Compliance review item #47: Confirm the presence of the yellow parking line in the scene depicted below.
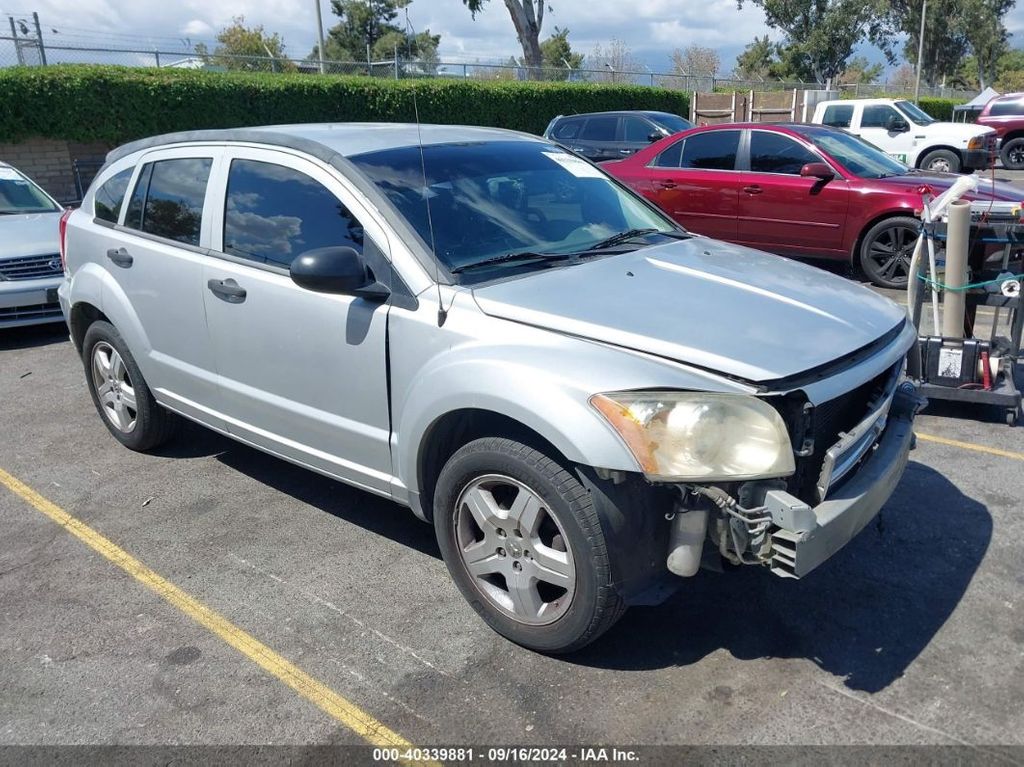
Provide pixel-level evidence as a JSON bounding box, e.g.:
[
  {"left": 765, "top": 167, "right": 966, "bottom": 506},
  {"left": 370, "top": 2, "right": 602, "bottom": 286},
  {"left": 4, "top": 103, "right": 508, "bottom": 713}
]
[
  {"left": 917, "top": 432, "right": 1024, "bottom": 461},
  {"left": 0, "top": 466, "right": 430, "bottom": 761}
]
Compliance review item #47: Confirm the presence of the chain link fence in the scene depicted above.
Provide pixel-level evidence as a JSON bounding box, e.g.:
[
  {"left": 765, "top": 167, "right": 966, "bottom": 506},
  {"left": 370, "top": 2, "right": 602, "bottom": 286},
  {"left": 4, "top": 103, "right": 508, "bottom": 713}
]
[{"left": 0, "top": 34, "right": 977, "bottom": 100}]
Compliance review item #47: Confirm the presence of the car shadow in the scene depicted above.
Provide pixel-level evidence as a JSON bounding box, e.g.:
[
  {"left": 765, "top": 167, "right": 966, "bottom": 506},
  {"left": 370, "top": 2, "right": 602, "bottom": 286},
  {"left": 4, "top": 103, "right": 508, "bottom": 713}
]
[
  {"left": 0, "top": 322, "right": 68, "bottom": 351},
  {"left": 210, "top": 433, "right": 441, "bottom": 560},
  {"left": 569, "top": 461, "right": 991, "bottom": 693}
]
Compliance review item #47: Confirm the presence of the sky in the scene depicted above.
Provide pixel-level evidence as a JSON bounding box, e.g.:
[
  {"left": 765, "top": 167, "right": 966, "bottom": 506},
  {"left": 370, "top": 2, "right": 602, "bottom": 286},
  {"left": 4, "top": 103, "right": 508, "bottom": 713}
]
[{"left": 5, "top": 0, "right": 1024, "bottom": 76}]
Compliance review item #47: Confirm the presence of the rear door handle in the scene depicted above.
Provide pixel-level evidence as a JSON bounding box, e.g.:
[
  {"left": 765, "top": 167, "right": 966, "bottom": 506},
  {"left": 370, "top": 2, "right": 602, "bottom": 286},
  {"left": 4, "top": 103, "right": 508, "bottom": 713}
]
[
  {"left": 656, "top": 180, "right": 678, "bottom": 189},
  {"left": 207, "top": 278, "right": 247, "bottom": 303},
  {"left": 619, "top": 149, "right": 634, "bottom": 155},
  {"left": 743, "top": 185, "right": 763, "bottom": 195},
  {"left": 106, "top": 248, "right": 133, "bottom": 268}
]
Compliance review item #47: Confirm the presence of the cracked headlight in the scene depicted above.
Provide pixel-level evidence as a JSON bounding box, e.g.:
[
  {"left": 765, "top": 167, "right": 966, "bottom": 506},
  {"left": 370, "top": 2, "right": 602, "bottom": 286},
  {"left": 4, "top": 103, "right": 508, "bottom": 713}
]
[{"left": 590, "top": 391, "right": 795, "bottom": 482}]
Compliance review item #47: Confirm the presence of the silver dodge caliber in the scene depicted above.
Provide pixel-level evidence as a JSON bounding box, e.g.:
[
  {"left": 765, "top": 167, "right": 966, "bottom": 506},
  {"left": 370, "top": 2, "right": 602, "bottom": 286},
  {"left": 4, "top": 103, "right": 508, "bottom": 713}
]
[{"left": 60, "top": 124, "right": 921, "bottom": 652}]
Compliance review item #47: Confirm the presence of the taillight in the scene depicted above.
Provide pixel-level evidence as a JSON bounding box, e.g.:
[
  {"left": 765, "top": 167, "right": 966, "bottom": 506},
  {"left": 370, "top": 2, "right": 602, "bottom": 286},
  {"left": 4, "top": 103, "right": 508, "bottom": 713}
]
[{"left": 58, "top": 207, "right": 73, "bottom": 273}]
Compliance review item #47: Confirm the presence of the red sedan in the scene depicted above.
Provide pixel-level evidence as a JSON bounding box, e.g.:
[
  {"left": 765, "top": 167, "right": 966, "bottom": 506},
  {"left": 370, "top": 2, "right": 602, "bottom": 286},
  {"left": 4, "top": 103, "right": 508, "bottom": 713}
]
[{"left": 604, "top": 122, "right": 1021, "bottom": 288}]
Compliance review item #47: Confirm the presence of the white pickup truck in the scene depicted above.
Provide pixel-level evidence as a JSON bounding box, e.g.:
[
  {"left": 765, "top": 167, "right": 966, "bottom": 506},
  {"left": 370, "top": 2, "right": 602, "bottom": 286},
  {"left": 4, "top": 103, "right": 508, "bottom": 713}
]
[{"left": 810, "top": 98, "right": 996, "bottom": 173}]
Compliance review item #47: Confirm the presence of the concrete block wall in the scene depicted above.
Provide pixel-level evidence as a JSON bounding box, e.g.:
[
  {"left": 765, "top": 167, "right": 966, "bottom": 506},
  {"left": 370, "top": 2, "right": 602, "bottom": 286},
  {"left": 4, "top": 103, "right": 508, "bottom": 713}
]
[{"left": 0, "top": 138, "right": 112, "bottom": 203}]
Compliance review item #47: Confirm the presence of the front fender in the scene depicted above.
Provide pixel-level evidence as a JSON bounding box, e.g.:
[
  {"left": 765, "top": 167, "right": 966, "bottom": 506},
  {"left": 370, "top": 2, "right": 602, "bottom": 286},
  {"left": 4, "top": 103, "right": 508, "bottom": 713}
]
[{"left": 389, "top": 301, "right": 753, "bottom": 511}]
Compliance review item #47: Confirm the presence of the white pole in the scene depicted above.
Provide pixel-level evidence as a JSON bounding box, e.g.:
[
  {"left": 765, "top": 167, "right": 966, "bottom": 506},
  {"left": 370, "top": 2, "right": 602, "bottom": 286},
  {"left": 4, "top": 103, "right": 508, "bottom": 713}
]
[
  {"left": 914, "top": 0, "right": 927, "bottom": 104},
  {"left": 314, "top": 0, "right": 327, "bottom": 74}
]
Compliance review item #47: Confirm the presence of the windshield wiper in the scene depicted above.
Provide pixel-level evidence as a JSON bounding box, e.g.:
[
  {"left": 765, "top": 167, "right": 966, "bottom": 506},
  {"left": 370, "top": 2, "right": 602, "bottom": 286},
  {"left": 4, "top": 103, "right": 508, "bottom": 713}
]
[
  {"left": 584, "top": 228, "right": 690, "bottom": 252},
  {"left": 450, "top": 251, "right": 574, "bottom": 273}
]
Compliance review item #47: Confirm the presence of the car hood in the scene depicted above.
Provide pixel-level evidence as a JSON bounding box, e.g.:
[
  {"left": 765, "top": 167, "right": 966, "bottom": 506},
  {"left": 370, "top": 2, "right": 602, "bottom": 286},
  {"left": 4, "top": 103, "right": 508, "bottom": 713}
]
[
  {"left": 871, "top": 171, "right": 1023, "bottom": 201},
  {"left": 918, "top": 121, "right": 995, "bottom": 140},
  {"left": 472, "top": 238, "right": 906, "bottom": 383},
  {"left": 0, "top": 211, "right": 63, "bottom": 258}
]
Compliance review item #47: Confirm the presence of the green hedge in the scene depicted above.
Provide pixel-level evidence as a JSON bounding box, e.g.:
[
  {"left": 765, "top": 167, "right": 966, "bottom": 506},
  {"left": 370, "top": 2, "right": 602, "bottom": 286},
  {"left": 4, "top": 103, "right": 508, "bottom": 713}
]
[
  {"left": 916, "top": 97, "right": 963, "bottom": 121},
  {"left": 0, "top": 65, "right": 691, "bottom": 145}
]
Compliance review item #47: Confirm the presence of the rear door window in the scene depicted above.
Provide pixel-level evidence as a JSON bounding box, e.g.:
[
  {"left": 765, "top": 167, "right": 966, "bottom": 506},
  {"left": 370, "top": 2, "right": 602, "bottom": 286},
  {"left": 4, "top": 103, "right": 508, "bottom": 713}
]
[
  {"left": 580, "top": 116, "right": 618, "bottom": 141},
  {"left": 222, "top": 159, "right": 365, "bottom": 268},
  {"left": 821, "top": 104, "right": 853, "bottom": 128},
  {"left": 990, "top": 99, "right": 1024, "bottom": 117},
  {"left": 124, "top": 158, "right": 213, "bottom": 246},
  {"left": 93, "top": 168, "right": 134, "bottom": 224},
  {"left": 680, "top": 131, "right": 740, "bottom": 170}
]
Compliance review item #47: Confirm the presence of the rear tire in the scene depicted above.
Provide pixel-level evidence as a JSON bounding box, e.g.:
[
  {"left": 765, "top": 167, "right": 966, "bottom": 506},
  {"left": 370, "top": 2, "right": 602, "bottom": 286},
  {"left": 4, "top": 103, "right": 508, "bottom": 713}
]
[
  {"left": 919, "top": 149, "right": 960, "bottom": 174},
  {"left": 82, "top": 321, "right": 179, "bottom": 451},
  {"left": 1001, "top": 137, "right": 1024, "bottom": 170},
  {"left": 858, "top": 216, "right": 922, "bottom": 289},
  {"left": 433, "top": 437, "right": 626, "bottom": 653}
]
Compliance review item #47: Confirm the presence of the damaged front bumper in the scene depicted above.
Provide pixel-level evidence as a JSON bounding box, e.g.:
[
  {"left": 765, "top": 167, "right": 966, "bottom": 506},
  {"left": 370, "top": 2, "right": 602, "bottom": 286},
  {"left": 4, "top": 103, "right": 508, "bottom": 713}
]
[
  {"left": 764, "top": 382, "right": 919, "bottom": 578},
  {"left": 671, "top": 381, "right": 922, "bottom": 580}
]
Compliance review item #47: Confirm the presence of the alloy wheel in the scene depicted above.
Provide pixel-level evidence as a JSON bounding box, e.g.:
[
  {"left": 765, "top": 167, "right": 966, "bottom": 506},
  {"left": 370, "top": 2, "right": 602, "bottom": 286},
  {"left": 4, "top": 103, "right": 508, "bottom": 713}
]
[
  {"left": 91, "top": 342, "right": 138, "bottom": 433},
  {"left": 865, "top": 224, "right": 918, "bottom": 287},
  {"left": 454, "top": 474, "right": 575, "bottom": 626}
]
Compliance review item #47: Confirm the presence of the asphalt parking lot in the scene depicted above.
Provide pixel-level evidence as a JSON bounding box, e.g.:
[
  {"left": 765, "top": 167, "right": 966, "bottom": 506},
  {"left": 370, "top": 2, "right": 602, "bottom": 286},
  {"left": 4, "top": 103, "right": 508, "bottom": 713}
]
[{"left": 1, "top": 287, "right": 1023, "bottom": 757}]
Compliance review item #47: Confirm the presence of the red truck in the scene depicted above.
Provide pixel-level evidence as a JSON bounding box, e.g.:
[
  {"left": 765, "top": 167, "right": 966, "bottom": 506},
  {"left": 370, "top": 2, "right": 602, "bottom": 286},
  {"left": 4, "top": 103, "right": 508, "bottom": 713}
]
[{"left": 976, "top": 92, "right": 1024, "bottom": 170}]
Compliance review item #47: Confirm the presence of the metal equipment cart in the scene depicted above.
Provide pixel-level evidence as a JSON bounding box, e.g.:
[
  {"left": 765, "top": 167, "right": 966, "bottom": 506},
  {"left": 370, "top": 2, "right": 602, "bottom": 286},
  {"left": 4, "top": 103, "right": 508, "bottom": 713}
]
[{"left": 911, "top": 220, "right": 1023, "bottom": 426}]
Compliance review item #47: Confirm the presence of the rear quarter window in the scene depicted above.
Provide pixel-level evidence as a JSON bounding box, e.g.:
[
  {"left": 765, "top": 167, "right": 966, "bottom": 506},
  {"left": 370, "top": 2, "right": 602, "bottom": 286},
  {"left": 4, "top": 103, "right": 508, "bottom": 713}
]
[
  {"left": 551, "top": 118, "right": 583, "bottom": 140},
  {"left": 93, "top": 168, "right": 134, "bottom": 224}
]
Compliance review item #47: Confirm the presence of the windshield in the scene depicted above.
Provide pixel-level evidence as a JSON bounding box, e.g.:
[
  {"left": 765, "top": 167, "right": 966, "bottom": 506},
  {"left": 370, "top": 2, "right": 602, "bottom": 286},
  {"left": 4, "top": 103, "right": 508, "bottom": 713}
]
[
  {"left": 895, "top": 100, "right": 937, "bottom": 125},
  {"left": 650, "top": 114, "right": 693, "bottom": 134},
  {"left": 0, "top": 166, "right": 60, "bottom": 215},
  {"left": 349, "top": 140, "right": 679, "bottom": 279},
  {"left": 797, "top": 129, "right": 910, "bottom": 179}
]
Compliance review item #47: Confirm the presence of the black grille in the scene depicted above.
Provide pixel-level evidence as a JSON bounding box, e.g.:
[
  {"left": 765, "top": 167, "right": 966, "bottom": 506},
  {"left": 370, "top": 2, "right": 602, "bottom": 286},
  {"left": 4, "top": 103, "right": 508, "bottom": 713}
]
[
  {"left": 0, "top": 302, "right": 62, "bottom": 322},
  {"left": 0, "top": 254, "right": 63, "bottom": 280},
  {"left": 788, "top": 365, "right": 896, "bottom": 504}
]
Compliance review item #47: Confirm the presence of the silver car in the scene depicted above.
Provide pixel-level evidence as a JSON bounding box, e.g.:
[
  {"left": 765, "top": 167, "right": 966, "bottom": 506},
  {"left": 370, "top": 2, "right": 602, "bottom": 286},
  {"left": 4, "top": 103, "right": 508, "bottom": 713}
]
[
  {"left": 60, "top": 124, "right": 920, "bottom": 652},
  {"left": 0, "top": 161, "right": 66, "bottom": 328}
]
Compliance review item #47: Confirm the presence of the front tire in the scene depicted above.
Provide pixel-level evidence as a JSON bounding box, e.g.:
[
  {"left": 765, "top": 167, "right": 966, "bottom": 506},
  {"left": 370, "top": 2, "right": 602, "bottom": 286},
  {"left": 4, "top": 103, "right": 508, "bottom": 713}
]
[
  {"left": 919, "top": 148, "right": 960, "bottom": 174},
  {"left": 1001, "top": 137, "right": 1024, "bottom": 170},
  {"left": 433, "top": 438, "right": 625, "bottom": 653},
  {"left": 82, "top": 320, "right": 178, "bottom": 451},
  {"left": 859, "top": 216, "right": 922, "bottom": 289}
]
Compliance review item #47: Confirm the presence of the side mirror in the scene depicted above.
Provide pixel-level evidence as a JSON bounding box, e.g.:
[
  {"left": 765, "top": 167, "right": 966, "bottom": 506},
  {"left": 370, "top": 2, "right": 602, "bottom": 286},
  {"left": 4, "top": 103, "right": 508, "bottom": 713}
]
[
  {"left": 799, "top": 162, "right": 835, "bottom": 180},
  {"left": 647, "top": 131, "right": 663, "bottom": 143},
  {"left": 289, "top": 246, "right": 389, "bottom": 300},
  {"left": 888, "top": 117, "right": 909, "bottom": 133}
]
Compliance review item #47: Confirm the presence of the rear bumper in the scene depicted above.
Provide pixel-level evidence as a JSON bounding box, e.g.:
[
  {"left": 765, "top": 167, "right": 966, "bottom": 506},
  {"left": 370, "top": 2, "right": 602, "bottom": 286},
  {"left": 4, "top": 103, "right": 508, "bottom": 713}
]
[
  {"left": 0, "top": 276, "right": 64, "bottom": 328},
  {"left": 764, "top": 383, "right": 919, "bottom": 578}
]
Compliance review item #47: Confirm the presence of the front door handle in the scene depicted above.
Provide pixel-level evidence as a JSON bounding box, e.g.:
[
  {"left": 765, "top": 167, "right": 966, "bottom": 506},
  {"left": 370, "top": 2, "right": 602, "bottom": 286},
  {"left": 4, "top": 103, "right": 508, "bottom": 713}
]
[
  {"left": 106, "top": 248, "right": 133, "bottom": 268},
  {"left": 656, "top": 180, "right": 678, "bottom": 189},
  {"left": 743, "top": 185, "right": 763, "bottom": 195},
  {"left": 619, "top": 149, "right": 634, "bottom": 155},
  {"left": 207, "top": 278, "right": 247, "bottom": 303}
]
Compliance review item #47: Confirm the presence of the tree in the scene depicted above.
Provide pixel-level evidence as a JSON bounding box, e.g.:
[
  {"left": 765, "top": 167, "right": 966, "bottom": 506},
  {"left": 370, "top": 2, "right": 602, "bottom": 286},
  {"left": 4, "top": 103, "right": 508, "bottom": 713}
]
[
  {"left": 671, "top": 45, "right": 720, "bottom": 76},
  {"left": 734, "top": 35, "right": 777, "bottom": 79},
  {"left": 839, "top": 56, "right": 884, "bottom": 85},
  {"left": 889, "top": 62, "right": 918, "bottom": 91},
  {"left": 463, "top": 1, "right": 546, "bottom": 72},
  {"left": 888, "top": 0, "right": 1012, "bottom": 88},
  {"left": 314, "top": 0, "right": 440, "bottom": 66},
  {"left": 589, "top": 39, "right": 638, "bottom": 83},
  {"left": 962, "top": 0, "right": 1013, "bottom": 88},
  {"left": 540, "top": 26, "right": 584, "bottom": 79},
  {"left": 195, "top": 16, "right": 295, "bottom": 72},
  {"left": 738, "top": 0, "right": 892, "bottom": 83}
]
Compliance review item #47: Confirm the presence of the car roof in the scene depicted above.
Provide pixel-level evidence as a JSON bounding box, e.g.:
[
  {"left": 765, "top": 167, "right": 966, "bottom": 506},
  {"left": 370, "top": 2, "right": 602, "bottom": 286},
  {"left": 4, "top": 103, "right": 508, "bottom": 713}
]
[
  {"left": 105, "top": 123, "right": 541, "bottom": 165},
  {"left": 685, "top": 122, "right": 836, "bottom": 134},
  {"left": 553, "top": 111, "right": 679, "bottom": 120}
]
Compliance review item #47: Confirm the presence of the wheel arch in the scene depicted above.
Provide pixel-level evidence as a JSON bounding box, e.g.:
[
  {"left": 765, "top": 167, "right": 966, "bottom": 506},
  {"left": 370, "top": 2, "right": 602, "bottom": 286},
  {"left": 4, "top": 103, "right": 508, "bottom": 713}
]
[
  {"left": 850, "top": 208, "right": 919, "bottom": 265},
  {"left": 68, "top": 302, "right": 111, "bottom": 353}
]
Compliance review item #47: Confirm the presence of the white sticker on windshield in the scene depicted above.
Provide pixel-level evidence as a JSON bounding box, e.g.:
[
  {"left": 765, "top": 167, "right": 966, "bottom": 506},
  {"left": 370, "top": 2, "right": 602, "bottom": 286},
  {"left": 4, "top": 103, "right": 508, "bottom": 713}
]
[
  {"left": 0, "top": 168, "right": 23, "bottom": 181},
  {"left": 543, "top": 152, "right": 605, "bottom": 179}
]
